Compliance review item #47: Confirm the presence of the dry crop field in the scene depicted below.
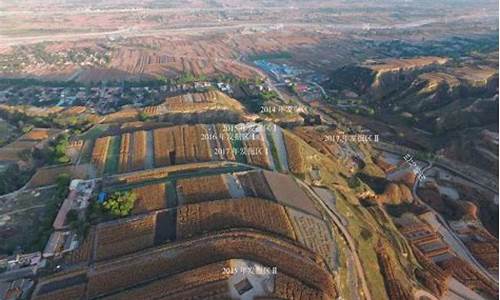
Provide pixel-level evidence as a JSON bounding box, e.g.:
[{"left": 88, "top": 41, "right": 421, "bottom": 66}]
[
  {"left": 132, "top": 183, "right": 167, "bottom": 214},
  {"left": 102, "top": 108, "right": 140, "bottom": 124},
  {"left": 152, "top": 125, "right": 212, "bottom": 167},
  {"left": 177, "top": 174, "right": 231, "bottom": 204},
  {"left": 94, "top": 214, "right": 157, "bottom": 261},
  {"left": 84, "top": 123, "right": 283, "bottom": 174},
  {"left": 91, "top": 136, "right": 111, "bottom": 173},
  {"left": 130, "top": 131, "right": 147, "bottom": 171},
  {"left": 283, "top": 132, "right": 305, "bottom": 176},
  {"left": 118, "top": 132, "right": 132, "bottom": 173},
  {"left": 27, "top": 164, "right": 90, "bottom": 188},
  {"left": 176, "top": 197, "right": 296, "bottom": 240},
  {"left": 104, "top": 33, "right": 321, "bottom": 80},
  {"left": 0, "top": 28, "right": 326, "bottom": 82},
  {"left": 0, "top": 128, "right": 61, "bottom": 162},
  {"left": 144, "top": 90, "right": 245, "bottom": 115},
  {"left": 125, "top": 125, "right": 210, "bottom": 171}
]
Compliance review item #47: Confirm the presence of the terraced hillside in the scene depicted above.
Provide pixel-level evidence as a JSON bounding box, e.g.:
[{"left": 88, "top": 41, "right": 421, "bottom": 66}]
[
  {"left": 26, "top": 118, "right": 450, "bottom": 300},
  {"left": 77, "top": 123, "right": 288, "bottom": 175},
  {"left": 31, "top": 167, "right": 340, "bottom": 300},
  {"left": 328, "top": 53, "right": 499, "bottom": 175}
]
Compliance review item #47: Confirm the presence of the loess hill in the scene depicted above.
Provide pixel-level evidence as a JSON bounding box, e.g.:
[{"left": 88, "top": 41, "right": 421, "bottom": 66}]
[{"left": 328, "top": 53, "right": 499, "bottom": 175}]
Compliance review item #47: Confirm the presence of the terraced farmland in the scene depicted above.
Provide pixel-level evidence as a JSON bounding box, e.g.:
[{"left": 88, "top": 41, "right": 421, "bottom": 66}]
[
  {"left": 81, "top": 123, "right": 292, "bottom": 175},
  {"left": 132, "top": 183, "right": 167, "bottom": 214},
  {"left": 144, "top": 90, "right": 246, "bottom": 115}
]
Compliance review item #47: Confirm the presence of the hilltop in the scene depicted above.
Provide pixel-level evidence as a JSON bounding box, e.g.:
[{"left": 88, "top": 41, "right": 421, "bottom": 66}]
[{"left": 328, "top": 52, "right": 499, "bottom": 174}]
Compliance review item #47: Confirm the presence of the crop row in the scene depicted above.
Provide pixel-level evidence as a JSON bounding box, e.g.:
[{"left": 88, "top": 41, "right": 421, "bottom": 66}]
[
  {"left": 177, "top": 174, "right": 231, "bottom": 204},
  {"left": 92, "top": 136, "right": 111, "bottom": 172},
  {"left": 176, "top": 198, "right": 296, "bottom": 240},
  {"left": 132, "top": 183, "right": 166, "bottom": 214},
  {"left": 94, "top": 214, "right": 156, "bottom": 261}
]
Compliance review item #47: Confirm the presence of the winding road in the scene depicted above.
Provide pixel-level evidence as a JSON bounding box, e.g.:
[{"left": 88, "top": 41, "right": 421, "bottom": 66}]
[
  {"left": 298, "top": 180, "right": 372, "bottom": 300},
  {"left": 412, "top": 161, "right": 499, "bottom": 286}
]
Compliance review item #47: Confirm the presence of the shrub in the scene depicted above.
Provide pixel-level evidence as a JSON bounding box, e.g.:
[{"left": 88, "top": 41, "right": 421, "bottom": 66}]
[{"left": 102, "top": 191, "right": 137, "bottom": 217}]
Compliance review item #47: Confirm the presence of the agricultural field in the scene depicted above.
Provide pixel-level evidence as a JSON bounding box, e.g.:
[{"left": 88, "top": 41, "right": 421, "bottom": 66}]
[
  {"left": 0, "top": 104, "right": 64, "bottom": 118},
  {"left": 131, "top": 131, "right": 147, "bottom": 171},
  {"left": 439, "top": 257, "right": 498, "bottom": 299},
  {"left": 132, "top": 183, "right": 167, "bottom": 214},
  {"left": 0, "top": 128, "right": 61, "bottom": 162},
  {"left": 85, "top": 261, "right": 233, "bottom": 300},
  {"left": 176, "top": 197, "right": 296, "bottom": 240},
  {"left": 20, "top": 128, "right": 62, "bottom": 141},
  {"left": 94, "top": 213, "right": 157, "bottom": 261},
  {"left": 104, "top": 136, "right": 120, "bottom": 174},
  {"left": 26, "top": 164, "right": 91, "bottom": 188},
  {"left": 0, "top": 30, "right": 325, "bottom": 81},
  {"left": 63, "top": 227, "right": 96, "bottom": 266},
  {"left": 2, "top": 2, "right": 498, "bottom": 299},
  {"left": 102, "top": 108, "right": 140, "bottom": 124},
  {"left": 177, "top": 174, "right": 231, "bottom": 205},
  {"left": 91, "top": 136, "right": 111, "bottom": 173},
  {"left": 144, "top": 90, "right": 246, "bottom": 115},
  {"left": 283, "top": 131, "right": 305, "bottom": 176},
  {"left": 78, "top": 123, "right": 290, "bottom": 175},
  {"left": 375, "top": 244, "right": 413, "bottom": 299},
  {"left": 287, "top": 208, "right": 337, "bottom": 270},
  {"left": 118, "top": 132, "right": 132, "bottom": 173},
  {"left": 236, "top": 171, "right": 275, "bottom": 200}
]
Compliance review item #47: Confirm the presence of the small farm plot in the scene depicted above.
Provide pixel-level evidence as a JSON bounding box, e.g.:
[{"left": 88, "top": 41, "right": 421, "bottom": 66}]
[
  {"left": 130, "top": 131, "right": 148, "bottom": 171},
  {"left": 132, "top": 183, "right": 167, "bottom": 214},
  {"left": 91, "top": 136, "right": 111, "bottom": 174},
  {"left": 176, "top": 174, "right": 231, "bottom": 205},
  {"left": 104, "top": 135, "right": 121, "bottom": 175}
]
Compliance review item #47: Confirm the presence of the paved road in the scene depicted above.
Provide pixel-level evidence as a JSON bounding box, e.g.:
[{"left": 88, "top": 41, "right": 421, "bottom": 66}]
[
  {"left": 374, "top": 143, "right": 498, "bottom": 194},
  {"left": 412, "top": 162, "right": 499, "bottom": 286}
]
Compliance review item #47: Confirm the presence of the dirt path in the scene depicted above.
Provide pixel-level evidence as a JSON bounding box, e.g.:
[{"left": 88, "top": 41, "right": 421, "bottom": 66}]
[
  {"left": 298, "top": 180, "right": 372, "bottom": 300},
  {"left": 0, "top": 204, "right": 46, "bottom": 217}
]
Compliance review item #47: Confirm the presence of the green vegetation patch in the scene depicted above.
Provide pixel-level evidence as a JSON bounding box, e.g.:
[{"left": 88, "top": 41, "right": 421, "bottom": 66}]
[
  {"left": 104, "top": 136, "right": 121, "bottom": 175},
  {"left": 79, "top": 125, "right": 109, "bottom": 140},
  {"left": 0, "top": 174, "right": 70, "bottom": 254},
  {"left": 78, "top": 139, "right": 95, "bottom": 165},
  {"left": 265, "top": 129, "right": 282, "bottom": 172},
  {"left": 101, "top": 191, "right": 137, "bottom": 217}
]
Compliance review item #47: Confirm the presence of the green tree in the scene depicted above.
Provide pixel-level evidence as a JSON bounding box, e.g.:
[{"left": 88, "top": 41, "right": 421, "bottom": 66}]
[
  {"left": 55, "top": 173, "right": 71, "bottom": 198},
  {"left": 18, "top": 148, "right": 32, "bottom": 161},
  {"left": 66, "top": 209, "right": 79, "bottom": 224},
  {"left": 138, "top": 111, "right": 149, "bottom": 122},
  {"left": 50, "top": 133, "right": 70, "bottom": 164},
  {"left": 22, "top": 124, "right": 34, "bottom": 134},
  {"left": 0, "top": 164, "right": 33, "bottom": 195},
  {"left": 103, "top": 191, "right": 137, "bottom": 217}
]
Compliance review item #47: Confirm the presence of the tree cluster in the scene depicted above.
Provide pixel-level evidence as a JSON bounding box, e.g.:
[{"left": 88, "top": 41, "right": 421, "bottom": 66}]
[{"left": 102, "top": 191, "right": 137, "bottom": 217}]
